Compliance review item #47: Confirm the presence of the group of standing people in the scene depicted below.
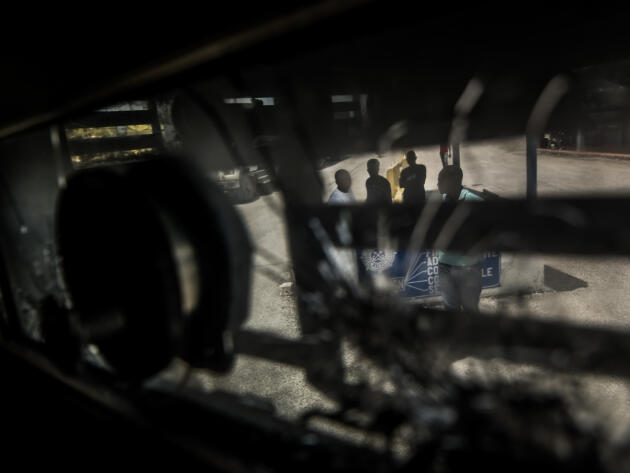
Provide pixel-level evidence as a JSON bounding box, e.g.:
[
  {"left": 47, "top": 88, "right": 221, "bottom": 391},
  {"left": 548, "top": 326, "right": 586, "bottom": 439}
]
[
  {"left": 327, "top": 148, "right": 484, "bottom": 312},
  {"left": 327, "top": 150, "right": 427, "bottom": 205}
]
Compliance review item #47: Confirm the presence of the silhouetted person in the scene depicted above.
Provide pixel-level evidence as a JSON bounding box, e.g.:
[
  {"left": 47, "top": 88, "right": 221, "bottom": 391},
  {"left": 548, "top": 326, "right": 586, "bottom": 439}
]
[
  {"left": 365, "top": 158, "right": 392, "bottom": 204},
  {"left": 437, "top": 165, "right": 484, "bottom": 312},
  {"left": 399, "top": 151, "right": 426, "bottom": 203},
  {"left": 328, "top": 169, "right": 354, "bottom": 204}
]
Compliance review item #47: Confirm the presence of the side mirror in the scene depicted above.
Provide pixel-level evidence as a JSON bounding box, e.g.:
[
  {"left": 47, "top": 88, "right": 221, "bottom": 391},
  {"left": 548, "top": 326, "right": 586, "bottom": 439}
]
[{"left": 53, "top": 157, "right": 252, "bottom": 383}]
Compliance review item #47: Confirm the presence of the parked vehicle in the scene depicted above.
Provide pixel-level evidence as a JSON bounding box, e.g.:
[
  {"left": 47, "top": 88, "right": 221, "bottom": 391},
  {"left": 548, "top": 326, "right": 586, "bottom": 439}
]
[{"left": 211, "top": 165, "right": 274, "bottom": 203}]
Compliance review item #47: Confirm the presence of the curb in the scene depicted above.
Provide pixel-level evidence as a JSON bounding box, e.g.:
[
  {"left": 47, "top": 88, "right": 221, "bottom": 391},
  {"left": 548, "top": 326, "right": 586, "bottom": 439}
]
[{"left": 538, "top": 148, "right": 630, "bottom": 159}]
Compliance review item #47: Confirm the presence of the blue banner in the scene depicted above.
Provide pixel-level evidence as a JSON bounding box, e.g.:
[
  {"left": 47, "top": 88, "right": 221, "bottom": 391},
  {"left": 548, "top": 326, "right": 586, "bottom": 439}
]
[{"left": 360, "top": 249, "right": 500, "bottom": 298}]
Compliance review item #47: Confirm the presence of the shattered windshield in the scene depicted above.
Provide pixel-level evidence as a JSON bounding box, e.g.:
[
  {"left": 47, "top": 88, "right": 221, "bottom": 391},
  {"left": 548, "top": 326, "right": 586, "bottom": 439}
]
[{"left": 3, "top": 11, "right": 630, "bottom": 472}]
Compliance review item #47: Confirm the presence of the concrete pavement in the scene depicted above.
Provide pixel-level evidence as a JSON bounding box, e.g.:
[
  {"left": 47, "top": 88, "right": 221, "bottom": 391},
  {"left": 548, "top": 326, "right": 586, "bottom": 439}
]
[{"left": 179, "top": 138, "right": 630, "bottom": 444}]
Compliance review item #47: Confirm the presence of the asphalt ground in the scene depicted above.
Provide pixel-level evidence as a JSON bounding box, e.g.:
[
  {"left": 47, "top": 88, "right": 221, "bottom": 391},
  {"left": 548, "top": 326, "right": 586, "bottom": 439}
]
[{"left": 168, "top": 137, "right": 630, "bottom": 447}]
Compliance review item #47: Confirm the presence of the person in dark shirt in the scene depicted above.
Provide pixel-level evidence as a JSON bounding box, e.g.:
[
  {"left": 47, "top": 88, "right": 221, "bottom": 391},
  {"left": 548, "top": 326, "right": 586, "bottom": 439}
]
[
  {"left": 365, "top": 158, "right": 392, "bottom": 203},
  {"left": 437, "top": 165, "right": 484, "bottom": 312},
  {"left": 399, "top": 150, "right": 426, "bottom": 203}
]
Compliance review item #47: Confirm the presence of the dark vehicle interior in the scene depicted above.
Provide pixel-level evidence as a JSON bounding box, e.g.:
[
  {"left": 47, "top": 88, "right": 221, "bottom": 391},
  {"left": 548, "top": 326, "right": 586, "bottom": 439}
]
[{"left": 4, "top": 3, "right": 630, "bottom": 471}]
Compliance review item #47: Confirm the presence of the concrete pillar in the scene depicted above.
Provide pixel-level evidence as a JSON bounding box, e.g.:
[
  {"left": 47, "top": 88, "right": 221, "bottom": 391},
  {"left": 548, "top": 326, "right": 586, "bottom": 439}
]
[
  {"left": 452, "top": 143, "right": 460, "bottom": 167},
  {"left": 526, "top": 136, "right": 537, "bottom": 199}
]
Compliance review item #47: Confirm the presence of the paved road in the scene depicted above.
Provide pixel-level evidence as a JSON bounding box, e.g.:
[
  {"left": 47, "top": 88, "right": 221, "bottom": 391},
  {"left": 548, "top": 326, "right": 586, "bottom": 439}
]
[{"left": 183, "top": 138, "right": 630, "bottom": 444}]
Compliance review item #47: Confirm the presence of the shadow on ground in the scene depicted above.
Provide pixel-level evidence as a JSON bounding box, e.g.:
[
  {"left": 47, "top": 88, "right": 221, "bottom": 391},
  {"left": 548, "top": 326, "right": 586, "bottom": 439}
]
[{"left": 544, "top": 265, "right": 588, "bottom": 292}]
